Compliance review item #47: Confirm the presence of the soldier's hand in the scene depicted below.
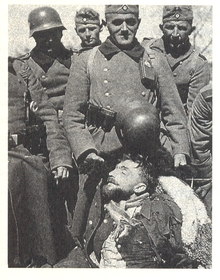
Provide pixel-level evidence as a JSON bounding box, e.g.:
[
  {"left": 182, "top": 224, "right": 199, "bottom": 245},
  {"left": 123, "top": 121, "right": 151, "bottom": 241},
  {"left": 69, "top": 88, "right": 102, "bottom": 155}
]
[
  {"left": 195, "top": 181, "right": 212, "bottom": 199},
  {"left": 52, "top": 166, "right": 70, "bottom": 185},
  {"left": 174, "top": 153, "right": 187, "bottom": 168},
  {"left": 80, "top": 152, "right": 104, "bottom": 175}
]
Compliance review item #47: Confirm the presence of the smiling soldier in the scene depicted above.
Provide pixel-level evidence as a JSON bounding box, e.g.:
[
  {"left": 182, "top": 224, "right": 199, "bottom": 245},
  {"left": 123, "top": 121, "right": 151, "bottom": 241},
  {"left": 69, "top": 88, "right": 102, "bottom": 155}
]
[{"left": 63, "top": 5, "right": 190, "bottom": 246}]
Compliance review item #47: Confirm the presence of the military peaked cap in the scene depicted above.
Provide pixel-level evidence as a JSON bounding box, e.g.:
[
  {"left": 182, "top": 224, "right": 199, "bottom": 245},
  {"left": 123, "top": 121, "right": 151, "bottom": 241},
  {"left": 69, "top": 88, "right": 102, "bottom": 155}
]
[
  {"left": 162, "top": 5, "right": 193, "bottom": 22},
  {"left": 75, "top": 7, "right": 100, "bottom": 25},
  {"left": 105, "top": 5, "right": 139, "bottom": 15}
]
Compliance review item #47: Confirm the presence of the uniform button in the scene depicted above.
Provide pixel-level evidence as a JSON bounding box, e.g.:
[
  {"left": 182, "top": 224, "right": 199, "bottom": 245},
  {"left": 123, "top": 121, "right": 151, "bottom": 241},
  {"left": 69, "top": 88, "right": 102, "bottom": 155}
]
[
  {"left": 117, "top": 244, "right": 121, "bottom": 249},
  {"left": 43, "top": 87, "right": 47, "bottom": 91},
  {"left": 106, "top": 105, "right": 111, "bottom": 109},
  {"left": 89, "top": 220, "right": 93, "bottom": 225},
  {"left": 94, "top": 202, "right": 98, "bottom": 207},
  {"left": 173, "top": 73, "right": 177, "bottom": 77},
  {"left": 105, "top": 92, "right": 110, "bottom": 97},
  {"left": 179, "top": 61, "right": 183, "bottom": 65},
  {"left": 41, "top": 75, "right": 46, "bottom": 79},
  {"left": 104, "top": 80, "right": 108, "bottom": 84},
  {"left": 103, "top": 219, "right": 108, "bottom": 224},
  {"left": 141, "top": 91, "right": 146, "bottom": 96},
  {"left": 104, "top": 68, "right": 108, "bottom": 72}
]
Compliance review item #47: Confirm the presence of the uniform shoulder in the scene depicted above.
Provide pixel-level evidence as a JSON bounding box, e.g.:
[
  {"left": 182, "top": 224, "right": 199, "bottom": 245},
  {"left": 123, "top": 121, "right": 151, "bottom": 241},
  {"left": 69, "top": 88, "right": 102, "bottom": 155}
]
[
  {"left": 191, "top": 50, "right": 208, "bottom": 64},
  {"left": 141, "top": 37, "right": 157, "bottom": 48}
]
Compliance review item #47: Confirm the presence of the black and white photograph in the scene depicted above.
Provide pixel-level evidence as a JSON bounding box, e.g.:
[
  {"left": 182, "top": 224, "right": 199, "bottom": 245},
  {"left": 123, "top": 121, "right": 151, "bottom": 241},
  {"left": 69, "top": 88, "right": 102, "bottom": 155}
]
[{"left": 4, "top": 0, "right": 216, "bottom": 275}]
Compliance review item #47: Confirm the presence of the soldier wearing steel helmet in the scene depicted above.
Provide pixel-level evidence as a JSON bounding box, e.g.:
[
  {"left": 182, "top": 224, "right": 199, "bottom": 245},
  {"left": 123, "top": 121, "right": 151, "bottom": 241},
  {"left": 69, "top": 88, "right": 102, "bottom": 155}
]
[
  {"left": 63, "top": 5, "right": 190, "bottom": 245},
  {"left": 9, "top": 7, "right": 77, "bottom": 266},
  {"left": 74, "top": 7, "right": 102, "bottom": 53},
  {"left": 142, "top": 5, "right": 210, "bottom": 116},
  {"left": 12, "top": 6, "right": 75, "bottom": 187}
]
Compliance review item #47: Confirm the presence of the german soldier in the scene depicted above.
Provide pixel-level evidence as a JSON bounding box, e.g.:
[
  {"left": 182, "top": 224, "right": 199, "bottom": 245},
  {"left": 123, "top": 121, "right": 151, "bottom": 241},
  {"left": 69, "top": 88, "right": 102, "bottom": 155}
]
[
  {"left": 142, "top": 5, "right": 210, "bottom": 116},
  {"left": 10, "top": 6, "right": 77, "bottom": 264},
  {"left": 74, "top": 7, "right": 102, "bottom": 53},
  {"left": 63, "top": 5, "right": 190, "bottom": 245}
]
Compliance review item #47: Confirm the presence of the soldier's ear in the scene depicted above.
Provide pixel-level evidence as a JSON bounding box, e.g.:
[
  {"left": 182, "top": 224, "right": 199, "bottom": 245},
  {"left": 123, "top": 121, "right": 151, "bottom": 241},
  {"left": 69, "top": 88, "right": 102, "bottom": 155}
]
[
  {"left": 159, "top": 24, "right": 164, "bottom": 32},
  {"left": 189, "top": 26, "right": 196, "bottom": 35},
  {"left": 133, "top": 183, "right": 148, "bottom": 195}
]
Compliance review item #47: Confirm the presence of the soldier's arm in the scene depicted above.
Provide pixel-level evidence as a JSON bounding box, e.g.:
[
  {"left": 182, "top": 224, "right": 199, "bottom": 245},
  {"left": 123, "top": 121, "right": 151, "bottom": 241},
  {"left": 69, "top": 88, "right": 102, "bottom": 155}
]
[
  {"left": 154, "top": 53, "right": 191, "bottom": 159},
  {"left": 13, "top": 59, "right": 73, "bottom": 171},
  {"left": 187, "top": 57, "right": 210, "bottom": 116},
  {"left": 188, "top": 86, "right": 212, "bottom": 178},
  {"left": 36, "top": 100, "right": 73, "bottom": 171},
  {"left": 63, "top": 51, "right": 98, "bottom": 162}
]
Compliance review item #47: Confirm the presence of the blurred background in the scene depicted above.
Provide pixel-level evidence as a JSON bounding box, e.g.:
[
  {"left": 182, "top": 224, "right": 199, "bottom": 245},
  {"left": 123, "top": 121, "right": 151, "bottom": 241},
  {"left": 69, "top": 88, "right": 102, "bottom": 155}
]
[{"left": 8, "top": 5, "right": 212, "bottom": 63}]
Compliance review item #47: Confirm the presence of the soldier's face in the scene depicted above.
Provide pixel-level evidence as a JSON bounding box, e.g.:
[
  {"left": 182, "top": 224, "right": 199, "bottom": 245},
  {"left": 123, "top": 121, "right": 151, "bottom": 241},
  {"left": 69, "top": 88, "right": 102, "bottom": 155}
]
[
  {"left": 106, "top": 14, "right": 141, "bottom": 48},
  {"left": 75, "top": 24, "right": 101, "bottom": 47},
  {"left": 102, "top": 160, "right": 142, "bottom": 202},
  {"left": 33, "top": 29, "right": 63, "bottom": 54},
  {"left": 161, "top": 20, "right": 193, "bottom": 48}
]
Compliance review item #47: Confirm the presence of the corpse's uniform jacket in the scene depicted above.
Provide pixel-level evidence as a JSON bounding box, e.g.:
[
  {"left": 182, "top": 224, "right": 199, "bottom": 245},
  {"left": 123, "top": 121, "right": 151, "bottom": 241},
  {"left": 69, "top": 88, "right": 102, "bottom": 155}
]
[
  {"left": 54, "top": 176, "right": 212, "bottom": 269},
  {"left": 13, "top": 44, "right": 73, "bottom": 170},
  {"left": 55, "top": 183, "right": 185, "bottom": 268},
  {"left": 63, "top": 37, "right": 190, "bottom": 161},
  {"left": 142, "top": 37, "right": 210, "bottom": 116}
]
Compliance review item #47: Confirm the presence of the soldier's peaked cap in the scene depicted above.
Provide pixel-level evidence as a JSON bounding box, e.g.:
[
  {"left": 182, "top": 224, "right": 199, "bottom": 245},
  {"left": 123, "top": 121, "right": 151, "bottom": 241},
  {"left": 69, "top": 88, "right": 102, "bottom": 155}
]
[
  {"left": 105, "top": 5, "right": 139, "bottom": 16},
  {"left": 162, "top": 6, "right": 193, "bottom": 22},
  {"left": 75, "top": 7, "right": 100, "bottom": 25}
]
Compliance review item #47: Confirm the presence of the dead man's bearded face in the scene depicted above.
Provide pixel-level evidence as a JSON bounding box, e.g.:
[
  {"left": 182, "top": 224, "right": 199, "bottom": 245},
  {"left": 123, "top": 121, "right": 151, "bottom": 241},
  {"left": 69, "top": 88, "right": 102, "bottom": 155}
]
[{"left": 102, "top": 160, "right": 145, "bottom": 203}]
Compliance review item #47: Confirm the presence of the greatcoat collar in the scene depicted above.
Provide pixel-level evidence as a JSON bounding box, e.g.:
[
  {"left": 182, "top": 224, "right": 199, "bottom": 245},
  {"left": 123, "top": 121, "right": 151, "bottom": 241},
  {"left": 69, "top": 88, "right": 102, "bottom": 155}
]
[
  {"left": 30, "top": 44, "right": 72, "bottom": 72},
  {"left": 99, "top": 37, "right": 145, "bottom": 62},
  {"left": 150, "top": 37, "right": 195, "bottom": 69}
]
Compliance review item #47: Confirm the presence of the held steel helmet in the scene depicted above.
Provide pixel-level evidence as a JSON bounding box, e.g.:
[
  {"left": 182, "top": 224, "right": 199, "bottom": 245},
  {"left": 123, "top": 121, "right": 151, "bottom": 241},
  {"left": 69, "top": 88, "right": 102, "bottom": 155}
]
[
  {"left": 28, "top": 6, "right": 66, "bottom": 37},
  {"left": 115, "top": 97, "right": 160, "bottom": 158}
]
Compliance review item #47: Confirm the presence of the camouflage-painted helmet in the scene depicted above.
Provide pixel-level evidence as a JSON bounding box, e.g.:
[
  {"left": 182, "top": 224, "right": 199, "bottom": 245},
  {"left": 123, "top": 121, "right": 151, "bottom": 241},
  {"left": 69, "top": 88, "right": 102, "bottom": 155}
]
[{"left": 28, "top": 6, "right": 66, "bottom": 37}]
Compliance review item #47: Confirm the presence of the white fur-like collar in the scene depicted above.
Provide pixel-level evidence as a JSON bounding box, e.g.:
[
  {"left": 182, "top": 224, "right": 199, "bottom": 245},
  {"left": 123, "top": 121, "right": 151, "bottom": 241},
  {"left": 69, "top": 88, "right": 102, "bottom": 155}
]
[{"left": 158, "top": 176, "right": 211, "bottom": 245}]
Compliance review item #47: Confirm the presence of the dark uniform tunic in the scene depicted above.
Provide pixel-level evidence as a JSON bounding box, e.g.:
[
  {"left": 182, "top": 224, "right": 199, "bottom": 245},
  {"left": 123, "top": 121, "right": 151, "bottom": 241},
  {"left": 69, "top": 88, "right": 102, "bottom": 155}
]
[
  {"left": 13, "top": 45, "right": 73, "bottom": 170},
  {"left": 8, "top": 46, "right": 76, "bottom": 266},
  {"left": 143, "top": 37, "right": 210, "bottom": 116}
]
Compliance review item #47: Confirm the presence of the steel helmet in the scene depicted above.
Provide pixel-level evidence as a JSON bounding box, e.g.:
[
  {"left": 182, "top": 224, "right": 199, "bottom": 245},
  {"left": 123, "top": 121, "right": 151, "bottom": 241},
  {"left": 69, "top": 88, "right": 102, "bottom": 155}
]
[
  {"left": 116, "top": 99, "right": 160, "bottom": 157},
  {"left": 28, "top": 6, "right": 66, "bottom": 37}
]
